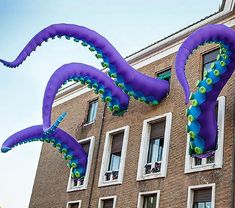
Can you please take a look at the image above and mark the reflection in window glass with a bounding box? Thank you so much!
[86,100,98,123]
[202,49,220,77]
[147,138,163,163]
[109,153,121,171]
[143,194,157,208]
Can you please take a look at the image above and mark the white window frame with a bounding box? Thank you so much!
[66,200,82,208]
[67,136,95,192]
[185,96,225,173]
[137,112,172,181]
[98,126,129,187]
[137,190,160,208]
[98,195,117,208]
[85,99,98,125]
[187,183,215,208]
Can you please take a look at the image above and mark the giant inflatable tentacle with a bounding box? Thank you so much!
[0,24,169,105]
[176,24,235,103]
[42,63,130,130]
[1,125,87,179]
[175,24,235,157]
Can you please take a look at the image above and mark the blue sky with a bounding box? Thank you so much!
[0,1,220,207]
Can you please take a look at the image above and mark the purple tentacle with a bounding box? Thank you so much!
[42,63,130,130]
[175,24,235,156]
[1,125,87,179]
[0,23,169,104]
[175,24,235,103]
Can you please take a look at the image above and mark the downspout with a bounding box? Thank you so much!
[88,102,106,208]
[232,96,235,208]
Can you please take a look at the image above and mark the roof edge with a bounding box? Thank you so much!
[126,0,235,64]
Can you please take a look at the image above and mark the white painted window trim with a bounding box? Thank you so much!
[137,190,160,208]
[98,126,129,187]
[98,195,117,208]
[185,96,225,173]
[67,136,95,192]
[83,121,95,127]
[187,183,216,208]
[66,200,82,208]
[137,112,172,181]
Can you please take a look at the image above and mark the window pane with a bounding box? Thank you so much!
[203,49,220,64]
[147,138,164,163]
[108,132,124,171]
[86,100,98,123]
[103,199,114,208]
[202,49,220,77]
[147,120,165,165]
[206,155,215,164]
[150,120,166,139]
[111,133,124,153]
[194,158,202,166]
[193,202,211,208]
[143,194,157,208]
[203,62,213,73]
[69,203,79,208]
[194,188,212,203]
[109,153,121,171]
[206,202,212,208]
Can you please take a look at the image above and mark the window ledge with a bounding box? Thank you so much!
[185,163,222,174]
[66,186,86,192]
[137,172,166,181]
[83,121,95,127]
[98,180,122,187]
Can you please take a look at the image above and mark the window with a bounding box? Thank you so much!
[137,191,160,208]
[67,136,95,192]
[98,196,117,208]
[191,102,218,167]
[99,126,129,187]
[156,68,171,82]
[137,113,172,181]
[104,132,123,182]
[86,99,98,124]
[109,132,123,170]
[145,121,165,174]
[187,184,215,208]
[185,96,225,173]
[66,200,81,208]
[202,49,220,78]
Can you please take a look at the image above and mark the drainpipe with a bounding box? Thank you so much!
[232,96,235,208]
[87,102,106,208]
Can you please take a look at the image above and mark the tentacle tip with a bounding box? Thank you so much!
[0,59,8,66]
[1,146,12,153]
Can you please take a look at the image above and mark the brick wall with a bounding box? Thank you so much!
[29,42,235,208]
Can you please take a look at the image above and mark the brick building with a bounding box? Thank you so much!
[29,1,235,207]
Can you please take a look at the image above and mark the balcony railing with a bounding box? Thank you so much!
[72,177,84,188]
[104,170,119,182]
[144,161,162,175]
